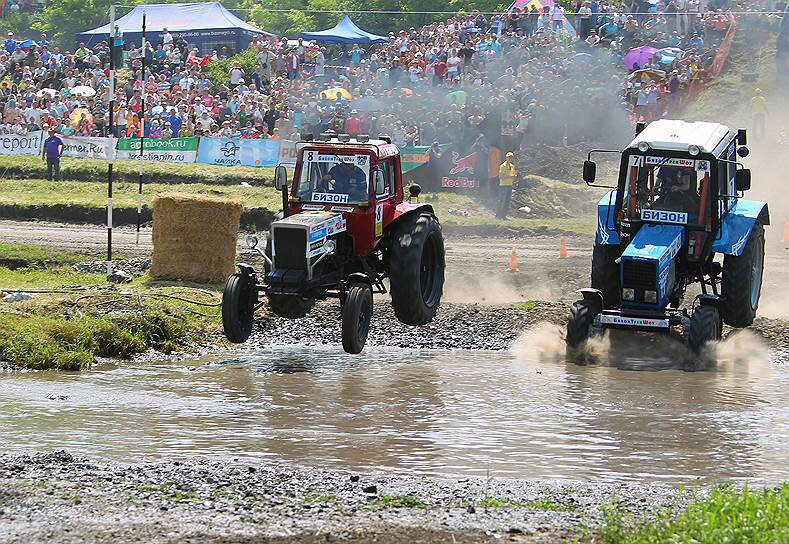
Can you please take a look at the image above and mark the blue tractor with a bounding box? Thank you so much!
[567,120,769,357]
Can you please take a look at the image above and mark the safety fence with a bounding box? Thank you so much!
[0,131,299,167]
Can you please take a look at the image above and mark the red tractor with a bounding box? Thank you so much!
[221,134,445,353]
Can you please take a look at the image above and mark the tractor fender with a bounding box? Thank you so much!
[392,202,435,223]
[345,272,373,310]
[712,200,770,256]
[578,288,604,309]
[596,190,620,246]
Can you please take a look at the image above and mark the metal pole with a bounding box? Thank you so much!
[137,12,146,244]
[107,4,116,277]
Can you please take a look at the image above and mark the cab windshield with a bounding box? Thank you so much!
[622,156,711,224]
[295,151,371,204]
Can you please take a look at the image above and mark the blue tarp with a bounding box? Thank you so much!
[300,16,388,44]
[77,2,273,54]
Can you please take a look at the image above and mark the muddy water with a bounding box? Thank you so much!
[1,341,787,486]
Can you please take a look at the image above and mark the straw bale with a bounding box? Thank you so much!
[150,192,244,284]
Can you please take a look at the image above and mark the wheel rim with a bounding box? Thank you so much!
[419,233,442,307]
[750,241,764,309]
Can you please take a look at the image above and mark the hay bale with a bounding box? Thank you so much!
[150,192,244,284]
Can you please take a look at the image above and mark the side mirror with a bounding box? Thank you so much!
[408,183,422,202]
[274,165,289,190]
[736,146,749,158]
[582,160,597,184]
[737,128,747,145]
[736,168,751,192]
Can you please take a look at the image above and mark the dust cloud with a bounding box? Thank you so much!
[442,274,557,304]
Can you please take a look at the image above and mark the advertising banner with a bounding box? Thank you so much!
[0,131,43,156]
[197,137,279,167]
[61,136,112,160]
[116,137,198,163]
[277,139,298,167]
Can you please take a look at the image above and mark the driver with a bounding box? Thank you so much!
[653,166,699,214]
[327,162,368,201]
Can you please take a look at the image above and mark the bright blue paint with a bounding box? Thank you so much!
[712,199,769,256]
[596,190,619,245]
[620,224,684,310]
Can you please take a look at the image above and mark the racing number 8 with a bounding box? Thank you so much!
[307,151,314,161]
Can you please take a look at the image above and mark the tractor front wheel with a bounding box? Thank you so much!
[566,299,600,360]
[721,221,764,328]
[688,305,721,353]
[222,273,256,343]
[342,282,373,354]
[389,213,445,325]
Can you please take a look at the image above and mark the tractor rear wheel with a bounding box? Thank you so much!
[389,212,445,326]
[342,282,373,354]
[721,221,764,328]
[591,243,621,308]
[688,305,721,353]
[566,299,600,359]
[222,273,255,343]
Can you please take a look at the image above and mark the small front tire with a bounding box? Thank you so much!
[342,283,373,354]
[566,299,600,360]
[222,273,256,343]
[688,305,721,353]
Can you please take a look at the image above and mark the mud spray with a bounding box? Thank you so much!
[510,324,772,372]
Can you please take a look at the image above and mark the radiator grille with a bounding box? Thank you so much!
[272,227,307,270]
[622,260,656,291]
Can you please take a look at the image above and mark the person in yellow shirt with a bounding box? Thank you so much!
[751,88,767,140]
[497,151,517,219]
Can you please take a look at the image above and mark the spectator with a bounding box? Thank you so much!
[42,126,63,180]
[751,88,767,139]
[497,151,517,219]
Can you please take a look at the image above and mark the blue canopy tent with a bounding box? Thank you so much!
[300,16,388,44]
[76,2,273,54]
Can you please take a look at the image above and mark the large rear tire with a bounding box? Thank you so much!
[389,212,445,326]
[222,273,255,343]
[721,222,764,328]
[591,243,621,308]
[688,305,721,353]
[342,283,372,354]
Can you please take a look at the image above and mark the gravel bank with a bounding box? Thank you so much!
[0,452,686,544]
[250,301,568,351]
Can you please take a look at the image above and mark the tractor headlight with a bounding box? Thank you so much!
[688,144,701,156]
[644,290,657,303]
[622,288,635,301]
[637,141,650,153]
[245,235,259,249]
[323,239,336,254]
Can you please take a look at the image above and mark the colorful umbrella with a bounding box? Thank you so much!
[656,47,685,64]
[69,108,93,128]
[320,87,352,100]
[19,39,37,48]
[626,68,666,82]
[623,45,658,71]
[36,88,56,98]
[444,90,467,106]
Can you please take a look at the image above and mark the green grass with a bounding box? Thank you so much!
[514,300,539,311]
[0,178,282,210]
[0,244,221,370]
[0,155,275,185]
[303,493,338,505]
[375,495,427,509]
[593,484,788,544]
[0,242,86,267]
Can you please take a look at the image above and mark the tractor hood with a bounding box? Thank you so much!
[620,224,684,308]
[271,210,347,262]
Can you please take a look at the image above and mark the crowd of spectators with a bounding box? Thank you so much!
[0,1,777,151]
